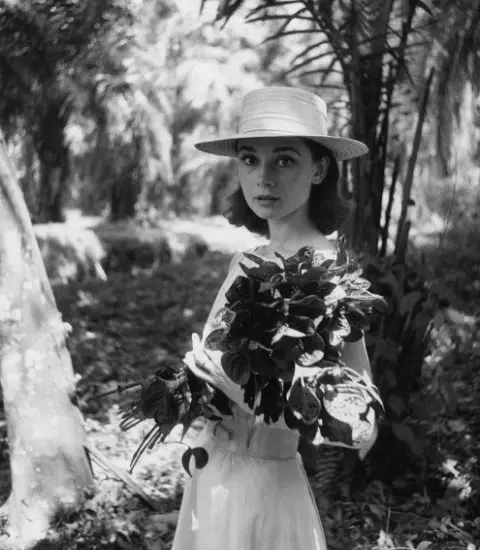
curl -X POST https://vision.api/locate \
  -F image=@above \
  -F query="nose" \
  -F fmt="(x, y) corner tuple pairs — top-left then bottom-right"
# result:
(257, 161), (275, 188)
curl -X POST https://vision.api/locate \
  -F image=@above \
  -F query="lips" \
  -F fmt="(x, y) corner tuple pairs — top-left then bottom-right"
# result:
(255, 194), (277, 199)
(255, 195), (279, 207)
(255, 194), (279, 200)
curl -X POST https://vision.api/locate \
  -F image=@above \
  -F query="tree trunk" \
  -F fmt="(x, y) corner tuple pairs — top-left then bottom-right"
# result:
(19, 134), (39, 223)
(37, 152), (68, 223)
(0, 130), (94, 548)
(109, 168), (141, 221)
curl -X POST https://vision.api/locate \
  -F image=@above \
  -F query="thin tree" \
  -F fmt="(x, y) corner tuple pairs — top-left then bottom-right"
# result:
(0, 130), (94, 549)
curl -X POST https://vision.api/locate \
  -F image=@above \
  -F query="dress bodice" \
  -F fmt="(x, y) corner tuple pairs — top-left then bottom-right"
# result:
(202, 407), (300, 460)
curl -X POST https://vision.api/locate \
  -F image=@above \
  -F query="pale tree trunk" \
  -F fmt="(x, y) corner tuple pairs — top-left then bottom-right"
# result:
(0, 130), (94, 548)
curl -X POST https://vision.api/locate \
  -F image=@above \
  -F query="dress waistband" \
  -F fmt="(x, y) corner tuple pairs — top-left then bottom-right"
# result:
(202, 411), (299, 461)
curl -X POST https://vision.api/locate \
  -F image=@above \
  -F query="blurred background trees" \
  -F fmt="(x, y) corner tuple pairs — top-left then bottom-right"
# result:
(0, 0), (283, 224)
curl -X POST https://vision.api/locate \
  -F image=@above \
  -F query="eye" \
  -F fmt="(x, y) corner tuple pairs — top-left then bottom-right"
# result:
(239, 154), (257, 166)
(277, 156), (295, 168)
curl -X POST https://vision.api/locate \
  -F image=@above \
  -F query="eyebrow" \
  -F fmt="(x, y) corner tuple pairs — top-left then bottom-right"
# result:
(237, 145), (302, 156)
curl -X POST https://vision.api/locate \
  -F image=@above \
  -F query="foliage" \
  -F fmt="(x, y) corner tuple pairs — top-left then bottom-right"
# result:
(0, 0), (132, 222)
(34, 223), (107, 284)
(64, 0), (275, 222)
(426, 0), (480, 176)
(1, 0), (315, 223)
(360, 252), (448, 472)
(206, 246), (386, 438)
(32, 218), (212, 285)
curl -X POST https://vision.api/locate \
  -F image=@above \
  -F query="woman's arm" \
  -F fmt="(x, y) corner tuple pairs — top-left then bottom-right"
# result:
(324, 337), (379, 457)
(185, 251), (255, 414)
(341, 338), (373, 379)
(203, 251), (243, 338)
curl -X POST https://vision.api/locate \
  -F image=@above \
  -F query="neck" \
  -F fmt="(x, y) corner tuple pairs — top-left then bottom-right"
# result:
(267, 205), (320, 254)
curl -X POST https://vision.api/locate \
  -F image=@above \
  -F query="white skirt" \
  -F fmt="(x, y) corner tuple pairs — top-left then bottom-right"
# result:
(171, 409), (327, 550)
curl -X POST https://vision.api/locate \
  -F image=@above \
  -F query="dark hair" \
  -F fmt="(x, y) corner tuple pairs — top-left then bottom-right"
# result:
(223, 139), (352, 237)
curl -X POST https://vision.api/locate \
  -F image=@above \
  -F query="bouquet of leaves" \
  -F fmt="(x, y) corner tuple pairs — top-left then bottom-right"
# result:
(117, 245), (386, 472)
(203, 246), (386, 446)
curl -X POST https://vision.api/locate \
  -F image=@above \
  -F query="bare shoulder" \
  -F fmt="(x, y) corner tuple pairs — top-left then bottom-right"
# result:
(310, 235), (337, 253)
(227, 250), (247, 273)
(243, 239), (337, 260)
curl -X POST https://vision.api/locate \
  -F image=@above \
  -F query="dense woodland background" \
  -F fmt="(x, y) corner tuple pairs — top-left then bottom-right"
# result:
(0, 0), (479, 549)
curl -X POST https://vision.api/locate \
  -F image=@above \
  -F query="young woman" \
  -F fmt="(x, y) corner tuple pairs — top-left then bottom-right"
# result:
(173, 86), (379, 550)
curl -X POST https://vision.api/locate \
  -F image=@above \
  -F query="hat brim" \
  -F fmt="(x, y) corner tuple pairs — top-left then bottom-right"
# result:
(195, 131), (368, 161)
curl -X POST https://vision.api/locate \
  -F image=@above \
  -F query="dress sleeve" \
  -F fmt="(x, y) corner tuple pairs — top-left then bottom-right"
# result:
(202, 251), (243, 339)
(189, 251), (256, 415)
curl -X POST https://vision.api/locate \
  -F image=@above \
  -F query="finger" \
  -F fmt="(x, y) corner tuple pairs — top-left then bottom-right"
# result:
(191, 333), (201, 350)
(193, 334), (216, 367)
(202, 346), (217, 363)
(187, 354), (215, 385)
(192, 334), (205, 358)
(183, 351), (195, 370)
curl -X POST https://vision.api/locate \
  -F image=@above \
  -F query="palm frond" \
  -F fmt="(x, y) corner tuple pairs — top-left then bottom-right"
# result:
(284, 49), (343, 76)
(289, 38), (332, 65)
(246, 0), (303, 19)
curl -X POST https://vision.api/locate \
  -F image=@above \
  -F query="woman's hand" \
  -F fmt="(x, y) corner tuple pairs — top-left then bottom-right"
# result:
(183, 333), (218, 386)
(183, 333), (253, 415)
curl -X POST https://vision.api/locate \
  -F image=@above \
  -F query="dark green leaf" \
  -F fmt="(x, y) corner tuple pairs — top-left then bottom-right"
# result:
(288, 315), (315, 336)
(399, 291), (422, 316)
(225, 275), (257, 304)
(192, 447), (209, 469)
(391, 422), (424, 456)
(302, 332), (325, 353)
(221, 351), (251, 385)
(204, 328), (228, 351)
(287, 380), (321, 424)
(297, 349), (324, 367)
(181, 448), (193, 477)
(289, 294), (326, 317)
(320, 408), (353, 447)
(387, 395), (406, 417)
(297, 419), (320, 443)
(283, 406), (298, 429)
(343, 326), (363, 342)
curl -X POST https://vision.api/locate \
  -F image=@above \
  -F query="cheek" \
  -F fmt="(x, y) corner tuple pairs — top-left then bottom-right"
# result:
(284, 175), (312, 204)
(238, 168), (256, 196)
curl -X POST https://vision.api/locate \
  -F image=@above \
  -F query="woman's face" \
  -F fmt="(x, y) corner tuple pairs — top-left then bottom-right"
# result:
(236, 137), (326, 222)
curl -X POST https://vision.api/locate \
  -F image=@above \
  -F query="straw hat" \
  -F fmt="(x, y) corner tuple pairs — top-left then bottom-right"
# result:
(195, 86), (368, 161)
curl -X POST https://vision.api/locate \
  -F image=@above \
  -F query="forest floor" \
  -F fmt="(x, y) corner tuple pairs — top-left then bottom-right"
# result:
(0, 216), (479, 550)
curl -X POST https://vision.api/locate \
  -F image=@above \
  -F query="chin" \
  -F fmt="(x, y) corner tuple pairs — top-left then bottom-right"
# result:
(254, 211), (279, 221)
(249, 205), (282, 220)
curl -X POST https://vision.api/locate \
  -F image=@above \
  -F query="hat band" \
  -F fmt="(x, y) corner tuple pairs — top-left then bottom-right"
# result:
(238, 113), (328, 137)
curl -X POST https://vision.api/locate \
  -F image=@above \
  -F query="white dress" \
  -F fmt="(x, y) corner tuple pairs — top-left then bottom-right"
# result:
(171, 248), (347, 550)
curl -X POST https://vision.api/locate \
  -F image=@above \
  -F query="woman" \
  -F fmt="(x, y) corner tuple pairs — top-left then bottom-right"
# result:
(174, 86), (379, 550)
